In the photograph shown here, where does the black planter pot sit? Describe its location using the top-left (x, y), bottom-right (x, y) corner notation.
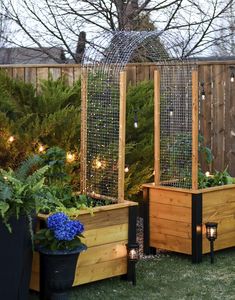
top-left (39, 244), bottom-right (87, 300)
top-left (0, 215), bottom-right (33, 300)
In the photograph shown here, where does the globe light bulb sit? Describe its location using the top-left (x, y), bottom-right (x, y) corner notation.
top-left (8, 136), bottom-right (15, 143)
top-left (231, 72), bottom-right (234, 83)
top-left (96, 160), bottom-right (102, 169)
top-left (66, 152), bottom-right (75, 163)
top-left (38, 144), bottom-right (45, 153)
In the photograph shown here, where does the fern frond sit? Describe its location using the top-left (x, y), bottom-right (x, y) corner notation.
top-left (0, 185), bottom-right (12, 200)
top-left (15, 154), bottom-right (43, 181)
top-left (25, 165), bottom-right (49, 186)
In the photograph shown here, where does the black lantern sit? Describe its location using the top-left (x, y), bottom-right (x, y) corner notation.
top-left (205, 222), bottom-right (218, 264)
top-left (126, 242), bottom-right (139, 285)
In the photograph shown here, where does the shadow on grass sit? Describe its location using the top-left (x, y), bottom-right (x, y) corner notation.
top-left (29, 247), bottom-right (235, 300)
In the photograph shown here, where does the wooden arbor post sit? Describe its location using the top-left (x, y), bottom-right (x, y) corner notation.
top-left (154, 69), bottom-right (161, 186)
top-left (192, 69), bottom-right (199, 190)
top-left (118, 71), bottom-right (127, 203)
top-left (80, 68), bottom-right (88, 194)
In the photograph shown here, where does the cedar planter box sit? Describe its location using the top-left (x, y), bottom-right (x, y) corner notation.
top-left (30, 201), bottom-right (138, 291)
top-left (143, 183), bottom-right (235, 262)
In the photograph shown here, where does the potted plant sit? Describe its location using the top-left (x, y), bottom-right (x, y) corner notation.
top-left (34, 212), bottom-right (87, 300)
top-left (0, 155), bottom-right (53, 300)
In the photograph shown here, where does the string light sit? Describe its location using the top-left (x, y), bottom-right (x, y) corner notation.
top-left (134, 110), bottom-right (138, 128)
top-left (124, 166), bottom-right (129, 173)
top-left (169, 107), bottom-right (174, 117)
top-left (66, 152), bottom-right (75, 163)
top-left (231, 72), bottom-right (235, 83)
top-left (201, 82), bottom-right (206, 100)
top-left (38, 144), bottom-right (45, 153)
top-left (8, 136), bottom-right (15, 143)
top-left (205, 171), bottom-right (210, 177)
top-left (93, 158), bottom-right (106, 169)
top-left (96, 160), bottom-right (102, 168)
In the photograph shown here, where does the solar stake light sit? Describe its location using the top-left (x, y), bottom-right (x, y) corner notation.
top-left (205, 222), bottom-right (218, 264)
top-left (126, 242), bottom-right (140, 285)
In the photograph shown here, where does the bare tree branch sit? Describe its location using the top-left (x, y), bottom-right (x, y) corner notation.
top-left (2, 0), bottom-right (234, 62)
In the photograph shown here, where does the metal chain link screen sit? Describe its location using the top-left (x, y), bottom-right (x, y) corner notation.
top-left (159, 64), bottom-right (195, 188)
top-left (81, 31), bottom-right (194, 200)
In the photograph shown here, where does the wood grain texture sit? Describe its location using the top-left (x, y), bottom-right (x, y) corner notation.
top-left (149, 188), bottom-right (192, 208)
top-left (150, 232), bottom-right (191, 254)
top-left (192, 69), bottom-right (199, 189)
top-left (118, 71), bottom-right (127, 202)
top-left (73, 257), bottom-right (127, 286)
top-left (30, 204), bottom-right (131, 291)
top-left (80, 68), bottom-right (88, 193)
top-left (149, 186), bottom-right (192, 254)
top-left (154, 70), bottom-right (160, 185)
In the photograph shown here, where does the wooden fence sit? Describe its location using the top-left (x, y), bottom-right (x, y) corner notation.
top-left (1, 61), bottom-right (235, 175)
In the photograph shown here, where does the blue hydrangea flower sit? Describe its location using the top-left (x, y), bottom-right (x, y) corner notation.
top-left (47, 212), bottom-right (85, 242)
top-left (70, 220), bottom-right (84, 234)
top-left (47, 212), bottom-right (69, 230)
top-left (54, 220), bottom-right (84, 241)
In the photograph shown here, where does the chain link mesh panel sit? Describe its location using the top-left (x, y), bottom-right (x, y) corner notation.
top-left (159, 63), bottom-right (196, 188)
top-left (82, 31), bottom-right (194, 200)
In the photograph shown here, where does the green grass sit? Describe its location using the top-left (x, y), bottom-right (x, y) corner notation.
top-left (30, 248), bottom-right (235, 300)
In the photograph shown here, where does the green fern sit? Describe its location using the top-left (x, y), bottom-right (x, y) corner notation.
top-left (15, 154), bottom-right (42, 181)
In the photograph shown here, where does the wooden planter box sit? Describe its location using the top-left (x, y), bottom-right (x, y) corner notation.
top-left (143, 183), bottom-right (235, 262)
top-left (30, 201), bottom-right (138, 290)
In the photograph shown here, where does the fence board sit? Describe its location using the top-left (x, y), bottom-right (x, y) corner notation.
top-left (25, 67), bottom-right (37, 85)
top-left (1, 61), bottom-right (235, 175)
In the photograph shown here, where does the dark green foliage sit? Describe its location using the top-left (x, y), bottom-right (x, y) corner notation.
top-left (125, 81), bottom-right (154, 199)
top-left (0, 72), bottom-right (81, 188)
top-left (199, 134), bottom-right (213, 165)
top-left (198, 167), bottom-right (235, 189)
top-left (0, 155), bottom-right (54, 232)
top-left (41, 146), bottom-right (68, 185)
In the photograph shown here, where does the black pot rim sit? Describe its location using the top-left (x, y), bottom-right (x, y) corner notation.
top-left (36, 243), bottom-right (87, 255)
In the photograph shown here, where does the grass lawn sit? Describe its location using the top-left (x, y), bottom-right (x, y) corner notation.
top-left (29, 248), bottom-right (235, 300)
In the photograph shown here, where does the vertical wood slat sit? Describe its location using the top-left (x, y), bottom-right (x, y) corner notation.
top-left (80, 68), bottom-right (88, 194)
top-left (118, 71), bottom-right (127, 202)
top-left (12, 67), bottom-right (25, 80)
top-left (192, 70), bottom-right (199, 190)
top-left (24, 67), bottom-right (37, 85)
top-left (213, 65), bottom-right (226, 171)
top-left (126, 65), bottom-right (137, 86)
top-left (228, 66), bottom-right (235, 175)
top-left (199, 65), bottom-right (213, 172)
top-left (224, 65), bottom-right (231, 171)
top-left (48, 67), bottom-right (61, 81)
top-left (154, 70), bottom-right (161, 186)
top-left (62, 67), bottom-right (74, 85)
